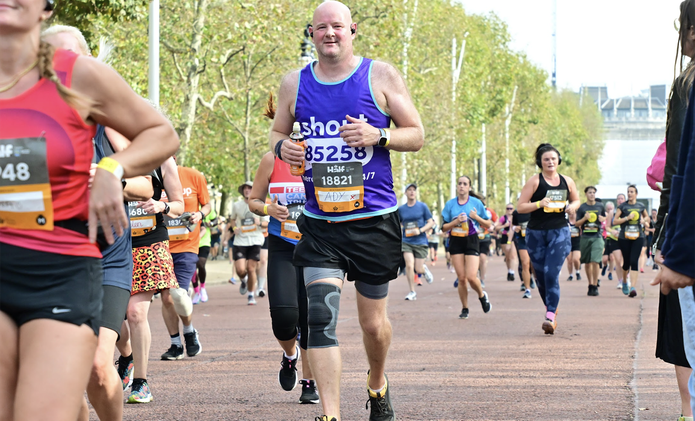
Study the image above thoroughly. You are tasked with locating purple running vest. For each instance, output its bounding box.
[295,57,396,222]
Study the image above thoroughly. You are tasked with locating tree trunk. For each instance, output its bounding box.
[243,86,251,181]
[219,190,230,217]
[177,0,209,166]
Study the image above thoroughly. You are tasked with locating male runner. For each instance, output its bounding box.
[398,183,434,301]
[230,181,269,305]
[576,186,606,296]
[269,2,424,420]
[160,165,210,359]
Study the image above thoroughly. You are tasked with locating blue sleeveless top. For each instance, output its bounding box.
[93,125,133,291]
[295,57,396,222]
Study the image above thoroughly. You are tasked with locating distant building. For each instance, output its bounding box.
[581,85,666,209]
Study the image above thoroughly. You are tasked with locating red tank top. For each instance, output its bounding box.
[0,49,100,258]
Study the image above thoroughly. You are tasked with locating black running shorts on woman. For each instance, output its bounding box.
[293,212,402,285]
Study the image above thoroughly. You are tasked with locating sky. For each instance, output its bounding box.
[457,0,684,99]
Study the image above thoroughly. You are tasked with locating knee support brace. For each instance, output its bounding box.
[270,307,299,342]
[170,288,193,317]
[307,283,341,348]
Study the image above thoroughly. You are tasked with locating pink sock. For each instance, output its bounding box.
[194,286,200,293]
[546,311,555,322]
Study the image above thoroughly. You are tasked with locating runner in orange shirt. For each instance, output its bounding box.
[159,165,211,360]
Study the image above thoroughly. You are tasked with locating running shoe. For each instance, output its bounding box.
[640,268,645,273]
[622,282,630,296]
[601,265,607,277]
[404,291,417,301]
[239,279,248,295]
[597,278,601,287]
[523,289,532,299]
[366,372,395,421]
[191,291,201,305]
[530,278,536,289]
[587,285,599,296]
[507,273,514,282]
[459,308,469,319]
[519,284,526,292]
[257,288,266,298]
[160,344,184,360]
[248,295,257,305]
[415,276,423,286]
[228,277,237,285]
[299,379,320,404]
[453,278,459,288]
[115,357,134,390]
[479,291,491,313]
[480,280,485,288]
[616,281,622,289]
[677,416,694,421]
[184,329,202,357]
[652,264,659,271]
[566,275,573,281]
[279,346,300,391]
[200,287,208,302]
[127,380,153,404]
[542,317,557,335]
[314,417,337,421]
[576,273,582,281]
[629,287,637,298]
[423,266,434,284]
[608,272,613,281]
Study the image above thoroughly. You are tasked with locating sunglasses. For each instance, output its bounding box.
[506,208,513,210]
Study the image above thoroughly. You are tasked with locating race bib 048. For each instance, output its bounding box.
[312,162,364,213]
[0,137,54,231]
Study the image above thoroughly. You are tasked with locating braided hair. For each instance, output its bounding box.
[37,40,95,113]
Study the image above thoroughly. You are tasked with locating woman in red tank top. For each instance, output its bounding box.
[0,2,179,420]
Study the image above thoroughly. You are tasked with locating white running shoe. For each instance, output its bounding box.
[424,265,434,284]
[247,294,257,305]
[191,292,201,305]
[405,291,417,301]
[616,281,622,289]
[200,287,208,303]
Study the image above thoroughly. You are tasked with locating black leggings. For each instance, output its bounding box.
[194,257,207,287]
[267,235,308,350]
[618,238,643,271]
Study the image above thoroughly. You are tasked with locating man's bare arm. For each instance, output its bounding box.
[269,71,302,166]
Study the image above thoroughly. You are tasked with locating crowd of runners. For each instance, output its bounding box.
[1,1,695,421]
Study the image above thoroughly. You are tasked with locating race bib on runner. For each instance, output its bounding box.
[0,137,54,231]
[163,214,190,241]
[241,217,257,233]
[520,221,528,237]
[478,233,486,240]
[451,223,469,237]
[128,201,156,237]
[584,211,599,233]
[404,221,419,237]
[281,203,303,241]
[312,162,364,213]
[570,226,580,238]
[544,189,567,213]
[625,225,640,240]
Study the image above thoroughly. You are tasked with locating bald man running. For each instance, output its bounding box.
[269,2,424,420]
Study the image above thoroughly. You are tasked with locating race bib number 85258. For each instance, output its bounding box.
[0,137,53,230]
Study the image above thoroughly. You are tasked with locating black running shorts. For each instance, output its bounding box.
[570,236,581,252]
[0,242,103,335]
[448,235,480,256]
[293,212,402,286]
[232,245,261,262]
[99,285,130,338]
[198,246,210,259]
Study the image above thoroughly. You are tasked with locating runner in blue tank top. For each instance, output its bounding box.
[269,3,424,420]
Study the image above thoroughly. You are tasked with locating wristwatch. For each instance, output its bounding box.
[377,128,390,147]
[162,203,170,214]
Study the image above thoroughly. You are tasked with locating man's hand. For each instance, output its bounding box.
[339,115,380,147]
[280,139,305,167]
[651,264,695,295]
[189,211,203,225]
[137,199,162,215]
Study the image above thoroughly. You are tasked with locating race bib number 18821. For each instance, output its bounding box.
[312,162,364,213]
[0,137,53,231]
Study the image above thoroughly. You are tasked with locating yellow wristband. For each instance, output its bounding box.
[536,201,541,209]
[97,157,124,180]
[263,204,268,215]
[384,128,391,147]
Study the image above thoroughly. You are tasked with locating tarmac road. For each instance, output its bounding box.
[90,253,683,421]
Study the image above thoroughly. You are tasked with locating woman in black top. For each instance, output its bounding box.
[517,144,580,335]
[614,185,649,299]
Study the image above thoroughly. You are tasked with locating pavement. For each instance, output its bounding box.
[91,252,685,421]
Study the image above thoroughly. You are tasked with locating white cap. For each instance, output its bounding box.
[292,122,300,132]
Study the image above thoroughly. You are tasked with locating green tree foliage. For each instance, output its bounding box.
[56,0,603,215]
